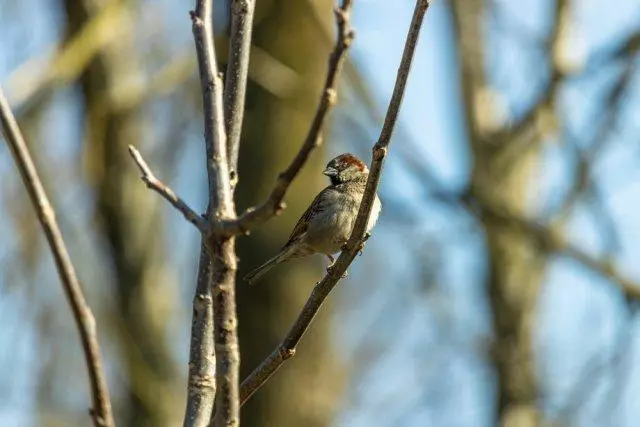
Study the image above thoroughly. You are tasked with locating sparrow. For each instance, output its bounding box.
[243,153,382,284]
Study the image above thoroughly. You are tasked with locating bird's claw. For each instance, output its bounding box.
[357,233,371,256]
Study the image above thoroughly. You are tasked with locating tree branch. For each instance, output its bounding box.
[184,242,216,427]
[190,1,239,427]
[489,0,568,156]
[238,0,431,406]
[216,0,356,237]
[190,8,233,211]
[128,145,210,234]
[0,87,115,427]
[224,0,256,188]
[474,199,640,301]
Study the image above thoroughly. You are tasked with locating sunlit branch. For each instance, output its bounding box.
[190,0,239,426]
[128,145,209,234]
[217,0,356,237]
[239,0,431,406]
[0,87,115,427]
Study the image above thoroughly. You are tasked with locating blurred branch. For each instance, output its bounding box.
[490,0,569,153]
[0,87,115,427]
[218,0,356,236]
[4,0,126,108]
[385,134,640,302]
[488,0,546,48]
[191,1,239,426]
[473,198,640,300]
[552,57,637,254]
[239,0,431,406]
[594,305,639,424]
[584,30,640,73]
[128,145,209,234]
[553,307,635,426]
[224,0,256,187]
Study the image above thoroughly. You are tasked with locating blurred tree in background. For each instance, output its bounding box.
[1,0,640,426]
[235,1,344,426]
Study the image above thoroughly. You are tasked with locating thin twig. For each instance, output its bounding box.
[128,145,209,234]
[191,1,240,427]
[0,87,115,427]
[239,0,431,406]
[216,0,356,237]
[224,0,256,188]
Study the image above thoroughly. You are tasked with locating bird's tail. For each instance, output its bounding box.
[243,253,283,285]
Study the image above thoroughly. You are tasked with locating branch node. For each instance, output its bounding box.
[229,170,238,188]
[373,145,388,161]
[279,346,296,360]
[189,11,201,25]
[275,202,287,215]
[128,145,209,235]
[324,88,337,106]
[345,30,356,44]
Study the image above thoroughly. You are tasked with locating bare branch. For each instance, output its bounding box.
[190,1,239,426]
[224,0,256,187]
[390,140,640,304]
[190,9,233,210]
[0,87,115,427]
[217,0,356,237]
[239,0,431,405]
[184,243,216,427]
[128,145,209,234]
[490,0,568,153]
[476,200,640,301]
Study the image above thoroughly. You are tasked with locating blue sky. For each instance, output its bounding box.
[1,0,640,426]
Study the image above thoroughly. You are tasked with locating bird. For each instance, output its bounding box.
[243,153,382,284]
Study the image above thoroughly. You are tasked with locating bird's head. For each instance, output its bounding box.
[322,153,369,185]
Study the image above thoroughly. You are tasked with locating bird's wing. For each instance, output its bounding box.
[282,186,332,249]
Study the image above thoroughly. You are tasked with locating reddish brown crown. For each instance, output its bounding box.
[330,153,367,172]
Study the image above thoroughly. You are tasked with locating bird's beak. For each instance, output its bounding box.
[323,166,339,177]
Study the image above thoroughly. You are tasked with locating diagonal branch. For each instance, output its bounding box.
[216,0,356,237]
[238,0,431,406]
[128,145,210,234]
[0,87,115,427]
[224,0,256,188]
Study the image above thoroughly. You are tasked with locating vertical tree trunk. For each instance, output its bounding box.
[234,1,345,425]
[451,1,543,425]
[61,1,182,425]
